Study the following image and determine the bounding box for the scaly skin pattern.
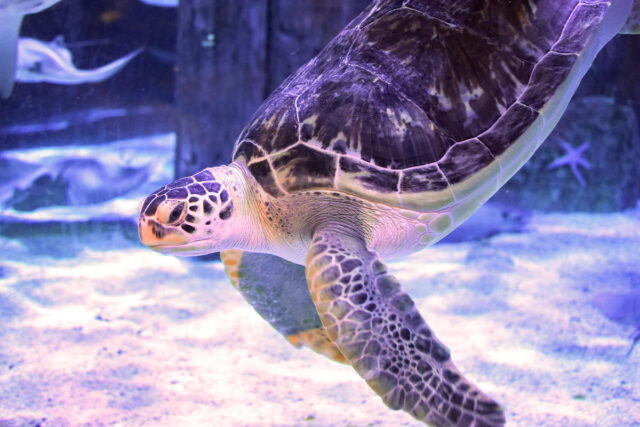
[139,164,504,426]
[306,229,505,427]
[139,161,447,264]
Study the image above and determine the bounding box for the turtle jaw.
[138,217,183,248]
[138,216,215,256]
[148,239,214,256]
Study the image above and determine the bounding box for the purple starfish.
[547,139,591,187]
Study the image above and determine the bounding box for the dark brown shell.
[233,0,623,209]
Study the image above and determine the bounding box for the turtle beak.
[138,216,188,249]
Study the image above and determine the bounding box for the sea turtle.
[138,1,639,425]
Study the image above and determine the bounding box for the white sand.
[0,207,639,426]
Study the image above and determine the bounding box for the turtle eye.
[157,200,188,225]
[168,203,185,224]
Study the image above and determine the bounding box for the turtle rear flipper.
[306,230,505,427]
[285,327,347,364]
[220,250,346,363]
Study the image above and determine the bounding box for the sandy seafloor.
[0,134,639,426]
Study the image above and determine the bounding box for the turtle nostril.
[168,202,185,224]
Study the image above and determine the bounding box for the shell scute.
[296,65,444,169]
[238,93,299,153]
[437,140,494,185]
[272,144,336,193]
[518,52,577,111]
[400,164,448,194]
[234,140,267,164]
[347,8,533,143]
[553,3,608,54]
[478,103,539,157]
[280,28,357,97]
[404,0,574,61]
[247,160,284,197]
[339,156,399,194]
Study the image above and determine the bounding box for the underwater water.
[0,134,638,426]
[1,1,640,427]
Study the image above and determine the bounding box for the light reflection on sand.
[0,207,639,426]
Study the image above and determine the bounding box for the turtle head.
[138,167,236,256]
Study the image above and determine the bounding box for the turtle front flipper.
[220,250,346,363]
[305,231,505,427]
